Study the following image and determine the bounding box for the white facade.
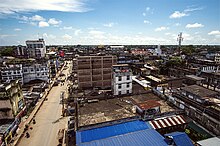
[214,54,220,63]
[112,64,132,96]
[201,66,219,73]
[26,38,46,58]
[23,63,50,83]
[1,64,23,85]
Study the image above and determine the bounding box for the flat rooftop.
[79,90,175,126]
[185,75,205,81]
[181,85,218,99]
[78,98,136,127]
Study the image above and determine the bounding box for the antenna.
[177,32,183,55]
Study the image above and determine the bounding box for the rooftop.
[185,75,205,81]
[197,137,220,146]
[76,120,150,144]
[164,132,193,146]
[76,120,168,146]
[149,115,186,129]
[137,100,161,110]
[181,85,218,99]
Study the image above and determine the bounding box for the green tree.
[0,47,14,56]
[181,45,196,55]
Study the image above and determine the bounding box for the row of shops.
[0,106,26,146]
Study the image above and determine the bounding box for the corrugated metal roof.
[137,100,161,110]
[149,115,186,129]
[78,129,168,146]
[164,132,193,146]
[76,120,150,144]
[197,137,220,146]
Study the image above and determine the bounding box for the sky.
[0,0,219,45]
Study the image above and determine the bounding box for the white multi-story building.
[22,62,50,84]
[112,64,132,96]
[26,38,46,58]
[1,64,23,85]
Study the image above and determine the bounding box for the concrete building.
[74,56,117,89]
[171,85,220,135]
[0,79,26,145]
[0,80,25,118]
[16,45,29,58]
[26,38,46,59]
[112,64,132,95]
[0,64,23,85]
[22,62,50,84]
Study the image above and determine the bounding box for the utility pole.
[177,32,183,55]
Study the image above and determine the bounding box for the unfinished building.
[74,56,117,89]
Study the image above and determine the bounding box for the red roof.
[149,115,186,129]
[137,100,161,110]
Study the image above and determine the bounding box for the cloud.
[43,33,56,39]
[62,26,73,30]
[39,21,49,27]
[174,23,181,26]
[89,30,105,35]
[18,16,28,21]
[146,7,150,11]
[155,26,169,31]
[48,18,62,25]
[74,29,82,36]
[165,32,171,35]
[14,28,21,31]
[29,15,45,21]
[0,0,91,15]
[144,7,154,14]
[184,6,204,12]
[142,12,146,16]
[62,34,72,40]
[103,22,115,27]
[0,34,17,38]
[186,23,204,28]
[169,11,188,18]
[208,30,220,35]
[143,20,151,24]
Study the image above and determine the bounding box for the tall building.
[74,56,117,89]
[22,61,50,83]
[112,64,132,95]
[26,38,46,59]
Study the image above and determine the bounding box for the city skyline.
[0,0,219,45]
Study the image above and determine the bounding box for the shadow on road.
[52,117,64,124]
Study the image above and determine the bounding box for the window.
[127,83,130,88]
[36,68,39,71]
[127,75,130,80]
[23,69,27,72]
[118,76,122,81]
[14,71,16,74]
[118,84,122,89]
[37,73,39,76]
[1,73,7,76]
[31,68,34,72]
[127,90,130,94]
[118,91,121,95]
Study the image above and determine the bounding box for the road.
[18,64,69,146]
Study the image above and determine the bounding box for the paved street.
[18,66,69,146]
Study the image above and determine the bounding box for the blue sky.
[0,0,219,45]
